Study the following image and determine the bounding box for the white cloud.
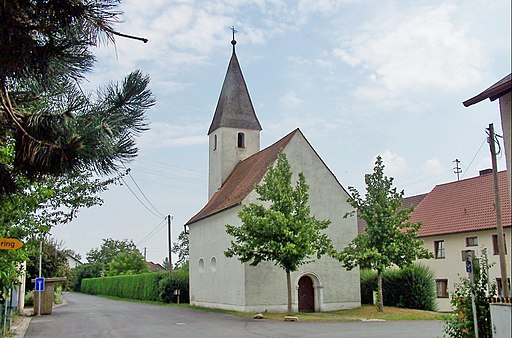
[138,122,207,149]
[377,150,408,176]
[279,91,304,108]
[334,4,486,103]
[422,158,444,175]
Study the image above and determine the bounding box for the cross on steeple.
[230,26,238,48]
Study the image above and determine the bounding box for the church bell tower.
[207,32,262,199]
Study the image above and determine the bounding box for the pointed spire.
[208,33,262,135]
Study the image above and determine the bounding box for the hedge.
[81,272,166,301]
[81,267,190,304]
[360,263,437,311]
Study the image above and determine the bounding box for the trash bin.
[31,277,66,315]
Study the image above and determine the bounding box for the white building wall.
[242,133,360,312]
[418,228,512,312]
[499,92,511,193]
[208,127,260,199]
[188,209,247,310]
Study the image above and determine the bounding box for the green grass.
[86,293,445,322]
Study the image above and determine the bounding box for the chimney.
[479,168,493,176]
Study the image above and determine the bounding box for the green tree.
[333,156,432,312]
[1,1,154,196]
[107,251,148,276]
[225,152,332,314]
[86,238,140,272]
[0,171,120,289]
[0,0,153,290]
[25,237,72,291]
[71,262,103,292]
[171,230,189,268]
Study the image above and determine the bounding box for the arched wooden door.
[298,275,315,312]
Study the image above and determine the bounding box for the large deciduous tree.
[333,156,432,312]
[86,238,140,272]
[225,152,332,314]
[171,230,189,269]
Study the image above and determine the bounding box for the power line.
[461,137,486,179]
[119,175,162,218]
[123,165,165,217]
[137,217,167,246]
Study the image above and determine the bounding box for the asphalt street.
[25,292,444,337]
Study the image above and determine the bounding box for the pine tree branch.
[1,83,60,149]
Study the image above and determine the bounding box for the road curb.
[11,315,32,338]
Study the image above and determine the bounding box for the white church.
[185,38,360,312]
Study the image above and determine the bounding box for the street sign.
[0,238,23,250]
[35,277,45,292]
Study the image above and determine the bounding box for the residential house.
[412,170,511,312]
[185,39,360,312]
[66,253,82,269]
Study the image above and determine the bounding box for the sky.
[51,0,511,265]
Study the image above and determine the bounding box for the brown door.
[298,275,315,312]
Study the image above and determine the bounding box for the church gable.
[187,129,298,225]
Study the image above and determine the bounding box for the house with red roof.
[185,39,360,312]
[412,169,511,311]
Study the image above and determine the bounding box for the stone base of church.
[190,300,361,313]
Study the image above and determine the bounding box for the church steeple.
[208,33,262,199]
[208,30,262,135]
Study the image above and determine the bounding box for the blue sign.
[35,277,45,291]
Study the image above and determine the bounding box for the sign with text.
[35,277,45,292]
[0,238,23,250]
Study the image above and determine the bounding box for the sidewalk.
[9,309,32,338]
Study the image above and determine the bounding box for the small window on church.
[198,258,205,273]
[213,134,217,151]
[237,132,245,148]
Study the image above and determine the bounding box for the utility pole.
[168,215,173,278]
[143,247,147,261]
[487,123,510,298]
[453,159,462,181]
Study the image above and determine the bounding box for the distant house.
[147,261,165,272]
[66,253,82,269]
[185,40,360,312]
[411,170,511,312]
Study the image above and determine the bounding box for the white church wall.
[189,208,247,310]
[242,132,361,311]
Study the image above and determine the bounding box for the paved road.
[25,293,444,337]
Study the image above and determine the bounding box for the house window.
[492,234,507,255]
[434,240,445,259]
[436,279,448,298]
[496,278,511,296]
[213,134,217,151]
[465,236,478,247]
[237,132,245,148]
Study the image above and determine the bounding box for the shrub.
[159,265,189,304]
[360,269,377,304]
[444,253,496,338]
[360,264,437,311]
[24,291,34,306]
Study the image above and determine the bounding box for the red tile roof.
[186,129,299,225]
[411,170,511,237]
